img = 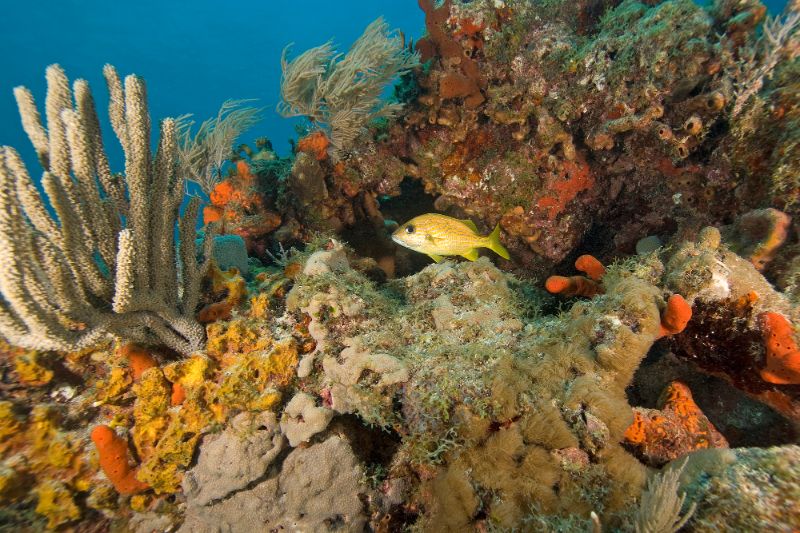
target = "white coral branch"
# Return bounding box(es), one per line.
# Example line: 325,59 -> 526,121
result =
0,65 -> 216,355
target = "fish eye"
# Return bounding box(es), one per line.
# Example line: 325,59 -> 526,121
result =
405,225 -> 415,234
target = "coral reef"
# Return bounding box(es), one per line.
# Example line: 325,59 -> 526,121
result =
2,226 -> 799,530
250,0 -> 798,282
1,0 -> 800,530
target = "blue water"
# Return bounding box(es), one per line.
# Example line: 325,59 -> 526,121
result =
0,0 -> 423,171
0,0 -> 789,177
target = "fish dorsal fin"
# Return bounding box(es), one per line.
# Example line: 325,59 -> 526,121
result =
428,253 -> 444,263
460,219 -> 479,233
461,248 -> 479,261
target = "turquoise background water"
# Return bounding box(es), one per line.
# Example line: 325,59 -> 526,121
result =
0,0 -> 789,176
0,0 -> 423,169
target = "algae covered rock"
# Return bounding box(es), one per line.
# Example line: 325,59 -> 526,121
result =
34,480 -> 80,529
677,445 -> 800,531
285,247 -> 671,528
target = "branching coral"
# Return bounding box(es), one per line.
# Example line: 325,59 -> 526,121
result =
177,99 -> 263,195
633,460 -> 696,533
0,65 -> 216,355
278,17 -> 418,157
726,7 -> 800,117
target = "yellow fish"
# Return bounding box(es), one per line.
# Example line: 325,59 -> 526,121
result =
391,213 -> 510,262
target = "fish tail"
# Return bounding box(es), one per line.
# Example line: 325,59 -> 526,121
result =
487,224 -> 510,260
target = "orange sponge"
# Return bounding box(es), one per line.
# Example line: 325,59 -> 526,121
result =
90,425 -> 149,494
658,294 -> 692,338
574,254 -> 605,281
624,381 -> 727,464
119,344 -> 157,380
545,275 -> 603,297
545,254 -> 605,297
170,383 -> 186,406
758,312 -> 800,385
297,131 -> 330,161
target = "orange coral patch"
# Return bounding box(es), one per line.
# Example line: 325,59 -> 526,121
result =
297,131 -> 330,161
623,381 -> 728,464
623,411 -> 647,445
758,312 -> 800,385
546,254 -> 606,298
235,160 -> 256,183
451,17 -> 484,37
210,180 -> 236,207
536,157 -> 594,221
203,205 -> 223,224
91,425 -> 149,494
736,290 -> 759,310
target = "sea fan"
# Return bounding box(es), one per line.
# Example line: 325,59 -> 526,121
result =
278,17 -> 418,159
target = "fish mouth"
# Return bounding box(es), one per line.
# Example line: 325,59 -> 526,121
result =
391,234 -> 403,246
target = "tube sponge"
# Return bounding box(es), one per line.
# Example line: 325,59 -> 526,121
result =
90,425 -> 149,495
658,294 -> 693,338
545,255 -> 606,297
758,312 -> 800,385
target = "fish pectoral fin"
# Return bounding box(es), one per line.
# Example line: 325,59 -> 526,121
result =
461,248 -> 480,261
428,253 -> 444,263
460,219 -> 479,233
425,233 -> 438,243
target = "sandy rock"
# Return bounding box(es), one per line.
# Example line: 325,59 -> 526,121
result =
182,412 -> 284,507
179,436 -> 368,533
